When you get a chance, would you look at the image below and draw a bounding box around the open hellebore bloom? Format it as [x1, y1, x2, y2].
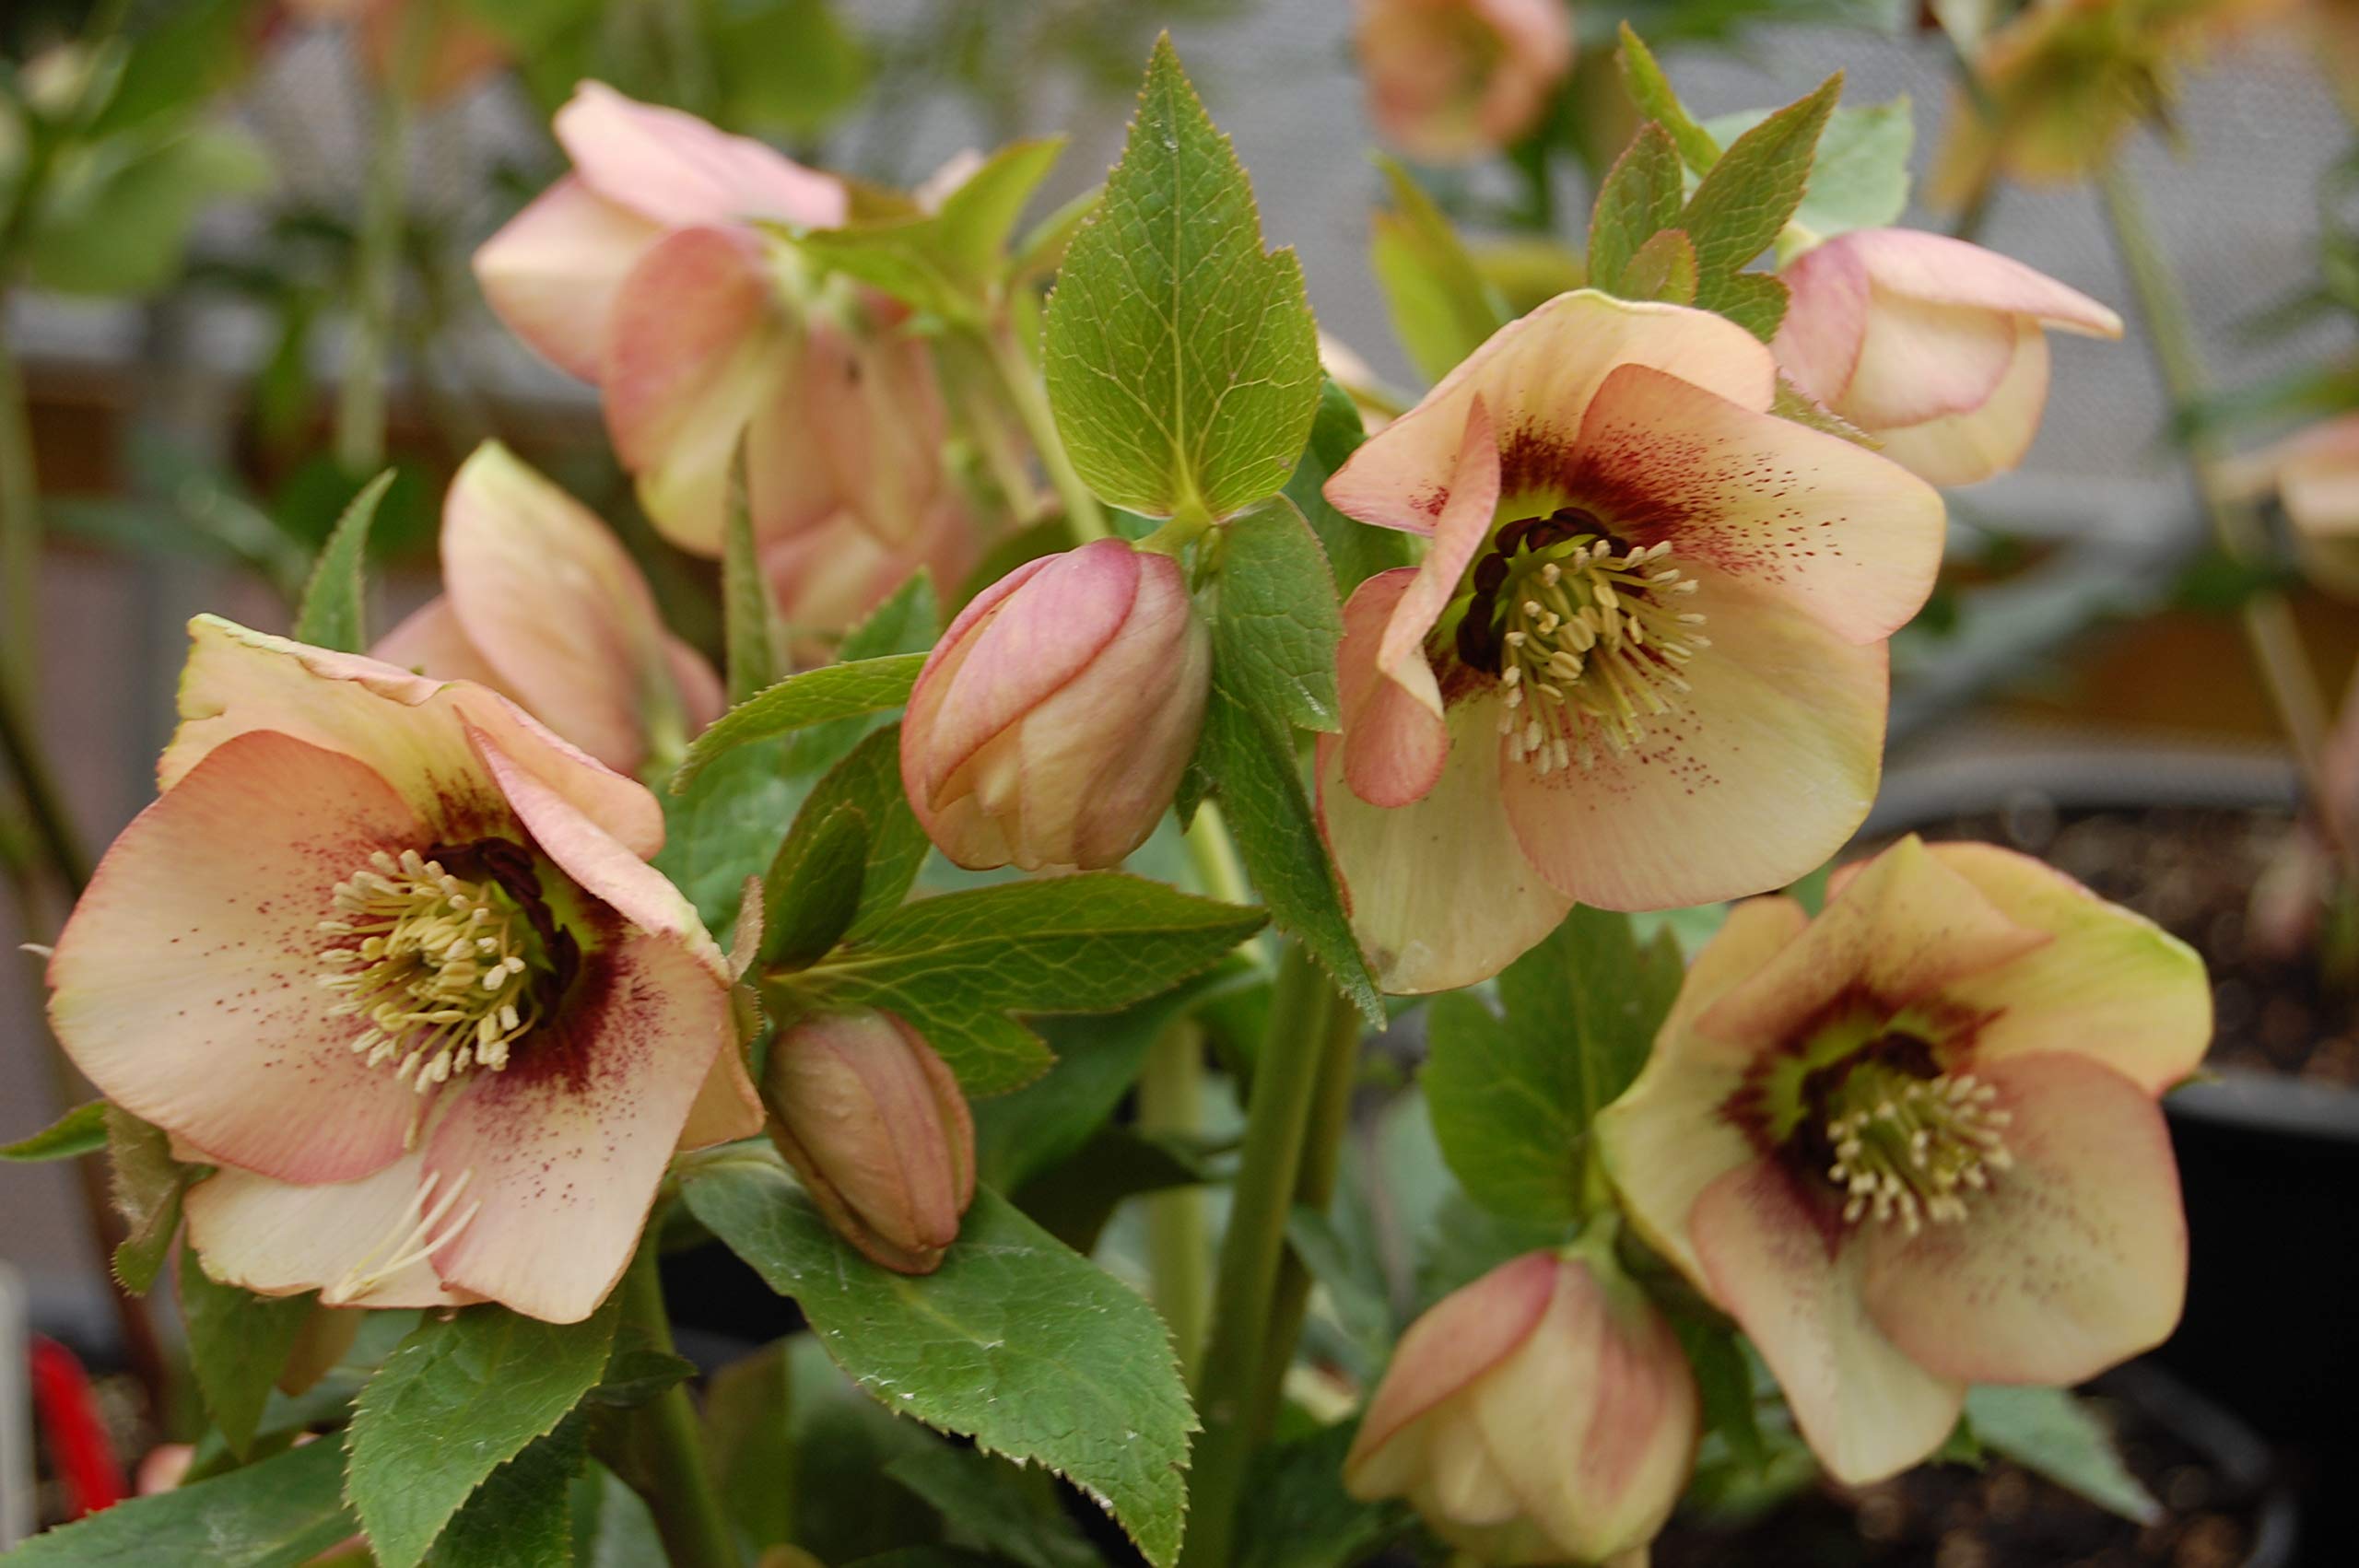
[900, 539, 1211, 872]
[1319, 290, 1945, 993]
[761, 497, 985, 661]
[1595, 836, 2210, 1484]
[45, 619, 761, 1323]
[762, 1011, 976, 1274]
[1356, 0, 1574, 164]
[1344, 1249, 1699, 1566]
[372, 442, 723, 776]
[1775, 229, 2123, 487]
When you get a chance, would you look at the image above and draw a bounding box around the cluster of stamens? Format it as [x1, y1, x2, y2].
[1453, 510, 1708, 772]
[1821, 1065, 2013, 1236]
[322, 1167, 481, 1306]
[317, 849, 542, 1094]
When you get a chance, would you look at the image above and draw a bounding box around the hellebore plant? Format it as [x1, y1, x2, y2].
[9, 29, 2207, 1568]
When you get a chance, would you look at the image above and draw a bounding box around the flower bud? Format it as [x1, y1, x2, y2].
[1345, 1249, 1699, 1566]
[1355, 0, 1573, 165]
[899, 538, 1211, 872]
[761, 1011, 976, 1275]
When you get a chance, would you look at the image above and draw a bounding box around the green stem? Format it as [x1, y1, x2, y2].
[1180, 944, 1339, 1568]
[1182, 802, 1250, 908]
[2096, 160, 2354, 878]
[984, 325, 1107, 544]
[334, 6, 428, 475]
[618, 1246, 743, 1568]
[0, 309, 36, 706]
[0, 665, 91, 895]
[1139, 1022, 1210, 1378]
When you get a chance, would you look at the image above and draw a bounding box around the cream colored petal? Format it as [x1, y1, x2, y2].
[1869, 321, 2050, 488]
[471, 176, 660, 383]
[183, 1153, 480, 1311]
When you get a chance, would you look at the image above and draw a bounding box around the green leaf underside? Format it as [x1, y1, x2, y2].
[1587, 123, 1685, 298]
[1043, 35, 1321, 523]
[1369, 156, 1506, 384]
[1704, 97, 1914, 239]
[1424, 907, 1684, 1223]
[682, 1155, 1196, 1568]
[105, 1106, 193, 1293]
[671, 653, 928, 790]
[6, 1432, 354, 1566]
[292, 469, 395, 653]
[1623, 228, 1700, 306]
[179, 1251, 314, 1457]
[1211, 494, 1344, 735]
[785, 872, 1267, 1094]
[1679, 74, 1839, 321]
[344, 1299, 619, 1568]
[1, 1100, 107, 1161]
[1964, 1386, 2162, 1526]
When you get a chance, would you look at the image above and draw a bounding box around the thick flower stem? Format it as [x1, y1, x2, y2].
[1140, 1021, 1210, 1377]
[618, 1246, 742, 1568]
[1180, 944, 1340, 1568]
[2097, 160, 2354, 877]
[334, 6, 428, 476]
[984, 325, 1108, 544]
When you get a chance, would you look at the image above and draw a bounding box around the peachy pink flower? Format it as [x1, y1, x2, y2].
[1318, 289, 1945, 993]
[1356, 0, 1574, 164]
[1595, 836, 2210, 1483]
[46, 619, 761, 1323]
[2225, 412, 2359, 594]
[372, 441, 723, 777]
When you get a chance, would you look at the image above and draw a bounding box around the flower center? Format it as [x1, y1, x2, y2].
[1815, 1058, 2013, 1235]
[316, 844, 559, 1092]
[1451, 508, 1708, 771]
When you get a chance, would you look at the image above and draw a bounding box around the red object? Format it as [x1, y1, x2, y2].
[29, 1337, 127, 1518]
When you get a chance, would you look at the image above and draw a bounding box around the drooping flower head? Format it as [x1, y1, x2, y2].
[2224, 411, 2359, 596]
[1774, 229, 2122, 487]
[46, 620, 761, 1323]
[372, 441, 723, 777]
[1595, 836, 2210, 1483]
[1344, 1247, 1698, 1565]
[1319, 290, 1946, 992]
[1355, 0, 1575, 164]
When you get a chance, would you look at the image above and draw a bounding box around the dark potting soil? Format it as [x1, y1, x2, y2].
[1652, 1387, 2262, 1568]
[1881, 802, 2359, 1089]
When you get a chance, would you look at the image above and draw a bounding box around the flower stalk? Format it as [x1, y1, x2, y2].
[617, 1242, 741, 1568]
[983, 324, 1107, 544]
[1139, 1021, 1210, 1377]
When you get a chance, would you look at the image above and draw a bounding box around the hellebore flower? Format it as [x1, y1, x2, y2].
[2224, 413, 2359, 596]
[1775, 229, 2123, 487]
[46, 619, 761, 1323]
[760, 497, 986, 662]
[1595, 836, 2210, 1484]
[899, 539, 1211, 872]
[281, 0, 508, 100]
[1344, 1248, 1699, 1566]
[761, 1011, 976, 1274]
[1318, 290, 1945, 992]
[1355, 0, 1574, 164]
[372, 442, 723, 776]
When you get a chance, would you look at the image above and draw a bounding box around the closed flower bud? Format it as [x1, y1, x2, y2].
[899, 538, 1210, 872]
[1345, 1249, 1699, 1566]
[761, 1011, 976, 1275]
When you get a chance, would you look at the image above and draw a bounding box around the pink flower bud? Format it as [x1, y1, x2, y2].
[1345, 1249, 1700, 1565]
[899, 539, 1211, 872]
[761, 1011, 976, 1275]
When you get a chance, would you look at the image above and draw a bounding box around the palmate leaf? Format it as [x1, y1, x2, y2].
[1043, 35, 1321, 524]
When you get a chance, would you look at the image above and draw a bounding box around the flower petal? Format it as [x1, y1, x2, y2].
[805, 324, 950, 545]
[1928, 841, 2212, 1094]
[1339, 568, 1450, 809]
[183, 1153, 480, 1310]
[1845, 228, 2122, 338]
[676, 1043, 765, 1150]
[422, 928, 733, 1322]
[1326, 291, 1778, 534]
[602, 224, 787, 556]
[472, 176, 661, 382]
[48, 731, 426, 1183]
[555, 81, 845, 230]
[1860, 1051, 2187, 1387]
[1871, 319, 2051, 487]
[1496, 569, 1890, 911]
[1842, 289, 2021, 430]
[1573, 364, 1945, 643]
[1596, 896, 1809, 1284]
[1318, 696, 1573, 993]
[1771, 240, 1872, 405]
[1690, 1157, 1966, 1485]
[370, 597, 506, 692]
[1378, 398, 1502, 720]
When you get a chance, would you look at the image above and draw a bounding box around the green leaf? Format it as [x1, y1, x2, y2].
[1369, 156, 1506, 384]
[779, 1337, 944, 1561]
[1615, 25, 1721, 174]
[1672, 1316, 1767, 1477]
[654, 737, 805, 941]
[703, 1344, 799, 1554]
[933, 139, 1070, 291]
[178, 1252, 312, 1457]
[785, 572, 940, 776]
[796, 723, 930, 944]
[682, 1156, 1197, 1568]
[2, 1100, 106, 1161]
[672, 653, 928, 790]
[1771, 375, 1879, 447]
[1679, 74, 1840, 307]
[1704, 96, 1914, 240]
[575, 1462, 669, 1568]
[1235, 1421, 1413, 1568]
[105, 1106, 194, 1293]
[292, 470, 394, 653]
[794, 140, 1066, 324]
[886, 1443, 1101, 1568]
[763, 803, 872, 971]
[712, 0, 869, 137]
[787, 872, 1266, 1094]
[1587, 123, 1685, 297]
[1043, 36, 1321, 523]
[1622, 228, 1700, 307]
[1964, 1386, 2162, 1525]
[1195, 680, 1383, 1023]
[1710, 272, 1792, 341]
[722, 443, 781, 705]
[424, 1419, 586, 1568]
[28, 124, 271, 298]
[1284, 381, 1414, 601]
[4, 1430, 354, 1566]
[1424, 908, 1683, 1224]
[1211, 494, 1343, 735]
[346, 1299, 621, 1568]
